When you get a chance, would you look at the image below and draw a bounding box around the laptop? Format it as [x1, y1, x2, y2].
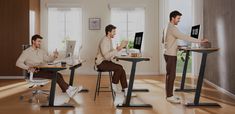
[191, 25, 200, 39]
[120, 32, 144, 56]
[133, 32, 144, 51]
[179, 25, 200, 48]
[48, 40, 77, 65]
[190, 25, 203, 48]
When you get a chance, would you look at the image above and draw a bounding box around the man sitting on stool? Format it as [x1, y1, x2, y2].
[95, 24, 136, 98]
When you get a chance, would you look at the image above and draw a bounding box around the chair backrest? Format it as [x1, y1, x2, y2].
[22, 44, 31, 78]
[22, 44, 31, 50]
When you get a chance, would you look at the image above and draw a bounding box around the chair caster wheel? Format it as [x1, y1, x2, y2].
[28, 99, 33, 103]
[19, 96, 24, 101]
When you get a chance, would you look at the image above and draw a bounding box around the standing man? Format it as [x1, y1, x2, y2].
[162, 10, 208, 103]
[16, 34, 82, 98]
[95, 24, 131, 97]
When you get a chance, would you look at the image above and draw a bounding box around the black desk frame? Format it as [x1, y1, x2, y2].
[175, 50, 196, 92]
[69, 63, 89, 92]
[40, 67, 74, 108]
[40, 63, 87, 108]
[116, 57, 152, 108]
[176, 49, 220, 107]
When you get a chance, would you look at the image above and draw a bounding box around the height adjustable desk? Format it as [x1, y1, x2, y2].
[176, 47, 220, 107]
[37, 60, 85, 108]
[115, 56, 152, 108]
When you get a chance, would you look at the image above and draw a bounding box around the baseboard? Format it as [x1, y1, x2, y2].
[0, 76, 24, 79]
[204, 79, 235, 100]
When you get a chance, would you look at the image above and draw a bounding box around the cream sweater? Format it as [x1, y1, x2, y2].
[163, 22, 200, 56]
[95, 36, 118, 65]
[16, 47, 56, 70]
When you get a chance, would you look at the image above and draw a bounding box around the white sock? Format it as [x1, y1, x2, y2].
[112, 83, 121, 92]
[68, 86, 73, 90]
[124, 88, 128, 93]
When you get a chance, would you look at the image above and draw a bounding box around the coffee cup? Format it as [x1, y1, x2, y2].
[61, 62, 66, 67]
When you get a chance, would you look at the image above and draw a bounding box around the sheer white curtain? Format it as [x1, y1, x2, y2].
[48, 7, 82, 55]
[111, 8, 145, 49]
[29, 10, 35, 44]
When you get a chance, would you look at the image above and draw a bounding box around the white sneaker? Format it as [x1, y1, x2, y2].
[76, 85, 83, 92]
[66, 86, 79, 98]
[70, 85, 83, 92]
[114, 92, 125, 106]
[166, 96, 181, 104]
[124, 88, 137, 97]
[112, 83, 122, 93]
[174, 96, 181, 100]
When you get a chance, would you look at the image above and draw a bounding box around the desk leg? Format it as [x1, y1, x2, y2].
[186, 53, 220, 107]
[69, 68, 75, 86]
[175, 51, 195, 92]
[131, 89, 149, 92]
[41, 72, 74, 108]
[69, 67, 89, 93]
[117, 61, 152, 108]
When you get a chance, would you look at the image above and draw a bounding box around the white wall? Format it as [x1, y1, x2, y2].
[191, 0, 203, 76]
[40, 0, 159, 75]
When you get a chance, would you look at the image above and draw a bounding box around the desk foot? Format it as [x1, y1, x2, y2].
[41, 103, 75, 108]
[132, 89, 149, 92]
[122, 89, 149, 92]
[175, 88, 196, 92]
[185, 102, 221, 107]
[116, 103, 152, 108]
[79, 89, 89, 93]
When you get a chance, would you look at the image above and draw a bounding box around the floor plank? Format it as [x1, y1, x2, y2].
[0, 75, 234, 114]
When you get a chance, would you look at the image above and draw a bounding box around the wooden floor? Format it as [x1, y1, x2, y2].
[0, 75, 235, 114]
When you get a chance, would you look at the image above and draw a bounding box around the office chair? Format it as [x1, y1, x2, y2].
[19, 44, 50, 103]
[94, 64, 115, 101]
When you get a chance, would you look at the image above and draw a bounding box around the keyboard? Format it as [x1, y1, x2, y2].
[48, 58, 67, 65]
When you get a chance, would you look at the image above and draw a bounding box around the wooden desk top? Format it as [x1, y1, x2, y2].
[34, 60, 85, 69]
[179, 47, 219, 52]
[116, 56, 149, 59]
[116, 56, 150, 61]
[35, 65, 66, 69]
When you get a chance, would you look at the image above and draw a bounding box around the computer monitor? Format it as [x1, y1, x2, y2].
[133, 32, 143, 51]
[65, 40, 76, 57]
[191, 25, 200, 39]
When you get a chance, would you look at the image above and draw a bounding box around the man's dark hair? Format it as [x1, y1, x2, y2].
[31, 34, 43, 44]
[169, 10, 182, 21]
[105, 24, 116, 35]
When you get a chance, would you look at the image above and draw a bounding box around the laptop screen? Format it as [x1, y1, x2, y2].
[133, 32, 143, 50]
[191, 25, 200, 39]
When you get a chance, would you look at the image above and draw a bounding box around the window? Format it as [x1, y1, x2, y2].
[48, 7, 82, 55]
[111, 8, 145, 49]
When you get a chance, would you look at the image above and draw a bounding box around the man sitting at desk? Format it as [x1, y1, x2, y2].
[95, 24, 131, 97]
[16, 34, 82, 98]
[162, 10, 208, 103]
